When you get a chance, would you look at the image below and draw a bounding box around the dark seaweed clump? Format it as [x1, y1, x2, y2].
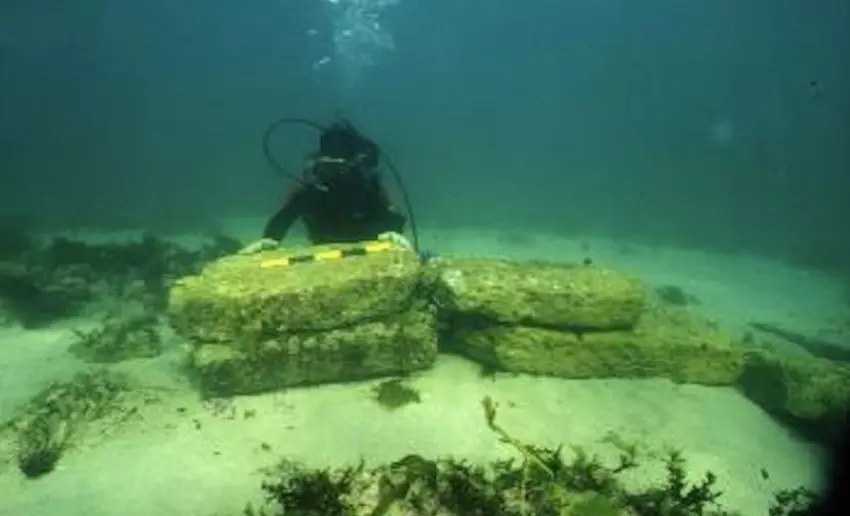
[0, 219, 36, 259]
[769, 487, 821, 515]
[655, 285, 700, 307]
[18, 422, 67, 478]
[0, 228, 240, 327]
[9, 369, 130, 479]
[249, 440, 728, 515]
[69, 312, 163, 363]
[372, 378, 421, 410]
[251, 462, 359, 516]
[0, 269, 81, 328]
[18, 442, 63, 478]
[246, 396, 820, 516]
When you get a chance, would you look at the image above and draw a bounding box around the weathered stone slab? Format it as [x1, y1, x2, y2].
[190, 307, 438, 396]
[428, 259, 645, 331]
[168, 243, 422, 344]
[736, 350, 850, 438]
[452, 307, 746, 385]
[166, 242, 437, 395]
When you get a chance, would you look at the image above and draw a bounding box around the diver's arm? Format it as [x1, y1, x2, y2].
[373, 176, 401, 215]
[368, 175, 406, 230]
[358, 137, 380, 168]
[262, 186, 309, 241]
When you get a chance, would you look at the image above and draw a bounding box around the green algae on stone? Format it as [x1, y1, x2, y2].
[188, 308, 438, 397]
[452, 307, 746, 385]
[428, 258, 646, 331]
[168, 244, 423, 343]
[736, 350, 850, 440]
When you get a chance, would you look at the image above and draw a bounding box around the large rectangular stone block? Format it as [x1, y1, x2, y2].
[167, 242, 437, 395]
[737, 351, 850, 423]
[452, 307, 746, 385]
[428, 258, 646, 331]
[190, 308, 438, 397]
[168, 243, 423, 344]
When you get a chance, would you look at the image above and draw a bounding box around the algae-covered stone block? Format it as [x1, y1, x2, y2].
[429, 258, 645, 331]
[168, 244, 422, 344]
[167, 243, 438, 395]
[453, 307, 746, 385]
[190, 308, 438, 396]
[737, 351, 850, 424]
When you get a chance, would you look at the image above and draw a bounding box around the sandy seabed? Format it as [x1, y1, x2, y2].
[1, 220, 847, 515]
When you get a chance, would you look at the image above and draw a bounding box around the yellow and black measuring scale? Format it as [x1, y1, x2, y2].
[258, 238, 406, 269]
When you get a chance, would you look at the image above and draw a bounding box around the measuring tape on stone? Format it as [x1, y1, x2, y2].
[259, 240, 402, 269]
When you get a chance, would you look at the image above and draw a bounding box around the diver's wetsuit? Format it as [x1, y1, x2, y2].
[263, 121, 406, 244]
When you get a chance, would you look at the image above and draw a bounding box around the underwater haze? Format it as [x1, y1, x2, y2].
[2, 0, 849, 268]
[4, 2, 850, 515]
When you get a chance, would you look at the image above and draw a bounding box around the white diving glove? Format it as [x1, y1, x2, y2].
[378, 231, 413, 252]
[237, 238, 280, 255]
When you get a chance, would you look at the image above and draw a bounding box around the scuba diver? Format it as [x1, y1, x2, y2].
[242, 117, 418, 254]
[264, 119, 406, 244]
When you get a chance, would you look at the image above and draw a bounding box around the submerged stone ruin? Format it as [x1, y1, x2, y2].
[0, 231, 843, 512]
[432, 259, 743, 385]
[167, 241, 850, 443]
[168, 242, 438, 396]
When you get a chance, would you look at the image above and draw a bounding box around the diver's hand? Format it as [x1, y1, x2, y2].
[378, 231, 413, 251]
[238, 238, 280, 255]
